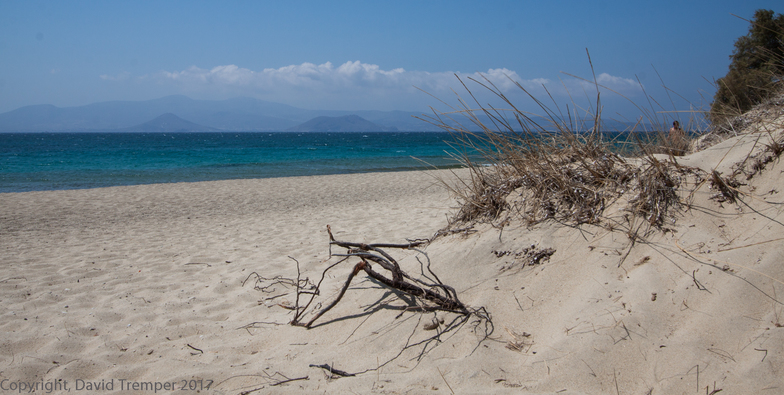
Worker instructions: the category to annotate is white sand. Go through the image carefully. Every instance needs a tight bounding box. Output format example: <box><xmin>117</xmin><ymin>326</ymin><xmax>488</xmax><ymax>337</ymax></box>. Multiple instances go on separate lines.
<box><xmin>2</xmin><ymin>128</ymin><xmax>783</xmax><ymax>394</ymax></box>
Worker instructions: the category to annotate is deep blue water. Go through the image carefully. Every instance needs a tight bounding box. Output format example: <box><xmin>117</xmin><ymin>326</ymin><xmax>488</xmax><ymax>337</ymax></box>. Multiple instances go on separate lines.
<box><xmin>0</xmin><ymin>132</ymin><xmax>463</xmax><ymax>193</ymax></box>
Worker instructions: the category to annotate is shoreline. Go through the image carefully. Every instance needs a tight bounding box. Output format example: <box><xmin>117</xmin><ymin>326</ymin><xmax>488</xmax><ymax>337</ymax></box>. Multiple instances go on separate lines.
<box><xmin>0</xmin><ymin>165</ymin><xmax>468</xmax><ymax>195</ymax></box>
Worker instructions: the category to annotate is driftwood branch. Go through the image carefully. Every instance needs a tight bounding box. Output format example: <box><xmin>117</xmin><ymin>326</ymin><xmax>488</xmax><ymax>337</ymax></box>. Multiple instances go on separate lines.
<box><xmin>296</xmin><ymin>259</ymin><xmax>366</xmax><ymax>328</ymax></box>
<box><xmin>271</xmin><ymin>226</ymin><xmax>495</xmax><ymax>377</ymax></box>
<box><xmin>291</xmin><ymin>225</ymin><xmax>470</xmax><ymax>329</ymax></box>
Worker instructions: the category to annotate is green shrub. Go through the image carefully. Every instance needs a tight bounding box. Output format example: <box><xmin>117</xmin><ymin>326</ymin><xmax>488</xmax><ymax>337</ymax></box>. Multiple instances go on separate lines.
<box><xmin>710</xmin><ymin>9</ymin><xmax>784</xmax><ymax>125</ymax></box>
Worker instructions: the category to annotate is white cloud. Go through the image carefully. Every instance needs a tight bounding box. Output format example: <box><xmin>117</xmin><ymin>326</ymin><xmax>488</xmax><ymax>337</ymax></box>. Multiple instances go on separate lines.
<box><xmin>101</xmin><ymin>61</ymin><xmax>641</xmax><ymax>110</ymax></box>
<box><xmin>100</xmin><ymin>71</ymin><xmax>131</xmax><ymax>81</ymax></box>
<box><xmin>156</xmin><ymin>61</ymin><xmax>545</xmax><ymax>95</ymax></box>
<box><xmin>596</xmin><ymin>73</ymin><xmax>640</xmax><ymax>92</ymax></box>
<box><xmin>561</xmin><ymin>72</ymin><xmax>642</xmax><ymax>96</ymax></box>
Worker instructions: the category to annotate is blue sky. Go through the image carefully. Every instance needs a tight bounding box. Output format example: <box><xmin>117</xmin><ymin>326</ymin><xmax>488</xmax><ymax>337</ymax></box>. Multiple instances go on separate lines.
<box><xmin>0</xmin><ymin>1</ymin><xmax>781</xmax><ymax>122</ymax></box>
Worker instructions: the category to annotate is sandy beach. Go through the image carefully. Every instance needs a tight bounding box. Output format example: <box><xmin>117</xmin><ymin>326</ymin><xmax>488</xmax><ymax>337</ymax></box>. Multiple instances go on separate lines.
<box><xmin>2</xmin><ymin>126</ymin><xmax>784</xmax><ymax>394</ymax></box>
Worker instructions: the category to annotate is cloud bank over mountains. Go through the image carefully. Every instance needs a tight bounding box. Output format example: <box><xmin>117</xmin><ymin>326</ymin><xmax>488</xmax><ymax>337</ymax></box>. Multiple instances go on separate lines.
<box><xmin>97</xmin><ymin>60</ymin><xmax>641</xmax><ymax>111</ymax></box>
<box><xmin>160</xmin><ymin>61</ymin><xmax>536</xmax><ymax>92</ymax></box>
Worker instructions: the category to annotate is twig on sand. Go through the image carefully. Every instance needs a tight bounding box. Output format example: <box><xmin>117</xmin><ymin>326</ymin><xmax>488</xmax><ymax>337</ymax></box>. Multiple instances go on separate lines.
<box><xmin>186</xmin><ymin>344</ymin><xmax>203</xmax><ymax>354</ymax></box>
<box><xmin>238</xmin><ymin>375</ymin><xmax>308</xmax><ymax>394</ymax></box>
<box><xmin>437</xmin><ymin>367</ymin><xmax>455</xmax><ymax>394</ymax></box>
<box><xmin>309</xmin><ymin>363</ymin><xmax>355</xmax><ymax>377</ymax></box>
<box><xmin>707</xmin><ymin>381</ymin><xmax>723</xmax><ymax>395</ymax></box>
<box><xmin>270</xmin><ymin>376</ymin><xmax>308</xmax><ymax>386</ymax></box>
<box><xmin>613</xmin><ymin>369</ymin><xmax>620</xmax><ymax>395</ymax></box>
<box><xmin>692</xmin><ymin>270</ymin><xmax>710</xmax><ymax>292</ymax></box>
<box><xmin>754</xmin><ymin>348</ymin><xmax>768</xmax><ymax>362</ymax></box>
<box><xmin>184</xmin><ymin>262</ymin><xmax>211</xmax><ymax>267</ymax></box>
<box><xmin>718</xmin><ymin>236</ymin><xmax>784</xmax><ymax>252</ymax></box>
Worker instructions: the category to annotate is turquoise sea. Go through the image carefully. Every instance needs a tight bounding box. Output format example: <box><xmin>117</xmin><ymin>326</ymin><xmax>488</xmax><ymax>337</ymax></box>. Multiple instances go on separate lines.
<box><xmin>0</xmin><ymin>132</ymin><xmax>463</xmax><ymax>193</ymax></box>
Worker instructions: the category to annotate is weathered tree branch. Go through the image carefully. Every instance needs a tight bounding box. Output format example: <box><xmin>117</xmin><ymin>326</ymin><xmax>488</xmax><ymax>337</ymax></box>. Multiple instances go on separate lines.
<box><xmin>291</xmin><ymin>225</ymin><xmax>469</xmax><ymax>328</ymax></box>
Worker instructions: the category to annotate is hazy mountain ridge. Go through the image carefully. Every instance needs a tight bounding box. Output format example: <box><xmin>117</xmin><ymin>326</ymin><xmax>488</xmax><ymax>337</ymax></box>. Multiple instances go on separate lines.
<box><xmin>120</xmin><ymin>113</ymin><xmax>219</xmax><ymax>132</ymax></box>
<box><xmin>0</xmin><ymin>96</ymin><xmax>433</xmax><ymax>132</ymax></box>
<box><xmin>286</xmin><ymin>115</ymin><xmax>397</xmax><ymax>132</ymax></box>
<box><xmin>0</xmin><ymin>95</ymin><xmax>647</xmax><ymax>133</ymax></box>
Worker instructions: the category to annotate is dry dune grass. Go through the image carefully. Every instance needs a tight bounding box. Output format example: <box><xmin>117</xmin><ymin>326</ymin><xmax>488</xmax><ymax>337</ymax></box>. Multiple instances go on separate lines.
<box><xmin>419</xmin><ymin>70</ymin><xmax>705</xmax><ymax>235</ymax></box>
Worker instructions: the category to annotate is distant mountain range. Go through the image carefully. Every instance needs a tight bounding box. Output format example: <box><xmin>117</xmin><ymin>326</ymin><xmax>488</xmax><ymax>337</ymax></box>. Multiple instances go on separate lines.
<box><xmin>0</xmin><ymin>95</ymin><xmax>647</xmax><ymax>133</ymax></box>
<box><xmin>121</xmin><ymin>113</ymin><xmax>220</xmax><ymax>133</ymax></box>
<box><xmin>0</xmin><ymin>95</ymin><xmax>434</xmax><ymax>132</ymax></box>
<box><xmin>286</xmin><ymin>115</ymin><xmax>397</xmax><ymax>132</ymax></box>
